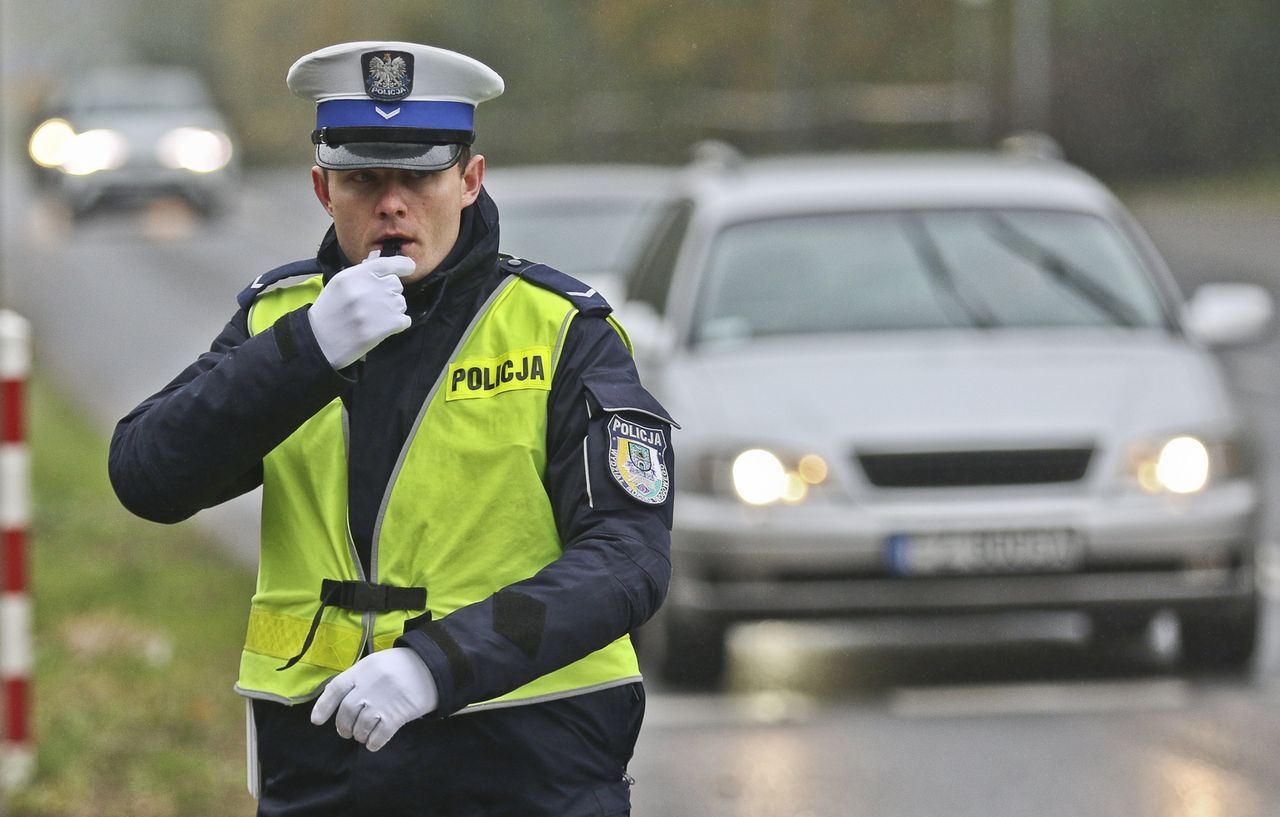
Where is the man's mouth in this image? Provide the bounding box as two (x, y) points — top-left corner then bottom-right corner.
(378, 237), (412, 256)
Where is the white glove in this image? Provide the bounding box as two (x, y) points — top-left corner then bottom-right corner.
(310, 647), (440, 752)
(307, 251), (415, 369)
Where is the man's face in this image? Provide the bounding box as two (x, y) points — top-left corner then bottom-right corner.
(311, 155), (485, 284)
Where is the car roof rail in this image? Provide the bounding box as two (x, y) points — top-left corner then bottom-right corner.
(688, 139), (745, 172)
(998, 130), (1064, 161)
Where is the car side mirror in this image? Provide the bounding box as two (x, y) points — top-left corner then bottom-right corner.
(1182, 283), (1274, 346)
(615, 301), (675, 368)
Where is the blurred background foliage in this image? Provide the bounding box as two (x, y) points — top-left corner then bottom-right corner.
(6, 0), (1280, 176)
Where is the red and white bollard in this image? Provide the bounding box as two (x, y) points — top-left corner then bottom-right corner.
(0, 310), (33, 789)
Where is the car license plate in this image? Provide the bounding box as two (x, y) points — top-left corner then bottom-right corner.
(885, 529), (1084, 576)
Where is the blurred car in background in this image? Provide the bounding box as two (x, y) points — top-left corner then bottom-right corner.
(27, 66), (237, 219)
(621, 148), (1273, 687)
(483, 164), (676, 302)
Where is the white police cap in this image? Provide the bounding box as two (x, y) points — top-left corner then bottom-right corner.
(287, 41), (504, 172)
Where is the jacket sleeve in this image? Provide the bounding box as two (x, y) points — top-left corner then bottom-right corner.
(397, 314), (675, 715)
(108, 304), (353, 523)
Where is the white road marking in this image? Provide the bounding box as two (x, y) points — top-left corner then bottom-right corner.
(888, 678), (1191, 719)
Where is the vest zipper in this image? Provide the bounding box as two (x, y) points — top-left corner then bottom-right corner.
(342, 406), (377, 661)
(366, 276), (521, 625)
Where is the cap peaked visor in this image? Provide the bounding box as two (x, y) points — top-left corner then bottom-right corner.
(316, 141), (463, 172)
(312, 98), (474, 171)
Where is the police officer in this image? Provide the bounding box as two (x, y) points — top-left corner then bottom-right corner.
(108, 41), (677, 817)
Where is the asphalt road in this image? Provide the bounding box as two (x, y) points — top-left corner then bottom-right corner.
(5, 160), (1280, 816)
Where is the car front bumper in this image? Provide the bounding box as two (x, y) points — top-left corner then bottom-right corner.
(57, 166), (231, 209)
(669, 480), (1260, 621)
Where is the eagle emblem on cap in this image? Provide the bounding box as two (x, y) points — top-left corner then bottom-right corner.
(361, 50), (414, 101)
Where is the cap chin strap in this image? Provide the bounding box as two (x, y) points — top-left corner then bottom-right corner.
(312, 126), (475, 146)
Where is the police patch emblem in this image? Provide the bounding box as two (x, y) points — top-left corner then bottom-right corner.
(607, 416), (669, 505)
(361, 51), (414, 101)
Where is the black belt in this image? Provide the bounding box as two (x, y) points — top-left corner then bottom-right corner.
(277, 579), (427, 671)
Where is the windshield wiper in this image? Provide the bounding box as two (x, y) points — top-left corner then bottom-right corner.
(981, 214), (1143, 328)
(903, 215), (1000, 329)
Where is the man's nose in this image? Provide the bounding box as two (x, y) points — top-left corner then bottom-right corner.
(375, 182), (409, 217)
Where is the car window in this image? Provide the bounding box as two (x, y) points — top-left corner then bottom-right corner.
(498, 199), (663, 278)
(70, 71), (213, 113)
(691, 209), (1168, 345)
(625, 200), (693, 314)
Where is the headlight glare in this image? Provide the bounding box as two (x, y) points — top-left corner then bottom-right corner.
(1154, 436), (1210, 494)
(732, 449), (789, 505)
(1127, 434), (1218, 495)
(60, 129), (129, 176)
(29, 118), (76, 168)
(729, 449), (829, 505)
(798, 454), (829, 484)
(157, 127), (233, 173)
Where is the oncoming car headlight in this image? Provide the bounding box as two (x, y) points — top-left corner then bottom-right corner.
(156, 127), (233, 173)
(723, 448), (830, 506)
(1124, 435), (1240, 495)
(60, 129), (130, 176)
(29, 119), (130, 176)
(28, 118), (76, 168)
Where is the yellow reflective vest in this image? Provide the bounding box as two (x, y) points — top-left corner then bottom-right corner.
(235, 272), (640, 706)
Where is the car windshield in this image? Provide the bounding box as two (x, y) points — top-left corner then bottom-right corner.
(692, 209), (1169, 345)
(499, 200), (664, 277)
(70, 71), (213, 114)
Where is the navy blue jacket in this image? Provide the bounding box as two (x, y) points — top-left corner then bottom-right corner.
(108, 187), (676, 716)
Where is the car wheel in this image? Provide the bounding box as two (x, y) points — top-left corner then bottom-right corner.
(69, 197), (98, 222)
(188, 193), (225, 221)
(659, 612), (728, 690)
(1179, 598), (1258, 671)
(1089, 611), (1153, 654)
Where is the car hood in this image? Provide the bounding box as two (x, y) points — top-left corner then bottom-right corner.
(655, 329), (1238, 451)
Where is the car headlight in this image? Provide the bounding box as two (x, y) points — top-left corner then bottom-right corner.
(693, 447), (830, 505)
(156, 127), (233, 173)
(59, 129), (130, 176)
(28, 118), (76, 168)
(1124, 434), (1239, 495)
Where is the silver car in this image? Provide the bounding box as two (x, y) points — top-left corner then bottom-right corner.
(619, 151), (1272, 686)
(27, 66), (237, 218)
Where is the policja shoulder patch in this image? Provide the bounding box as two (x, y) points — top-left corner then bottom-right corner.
(607, 415), (669, 505)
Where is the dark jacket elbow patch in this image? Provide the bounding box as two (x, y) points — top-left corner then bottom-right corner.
(493, 590), (547, 660)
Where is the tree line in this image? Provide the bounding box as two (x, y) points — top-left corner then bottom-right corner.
(122, 0), (1280, 175)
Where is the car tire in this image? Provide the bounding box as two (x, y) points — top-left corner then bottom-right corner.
(188, 193), (226, 221)
(659, 612), (728, 690)
(1089, 611), (1153, 654)
(69, 198), (98, 223)
(1179, 598), (1258, 671)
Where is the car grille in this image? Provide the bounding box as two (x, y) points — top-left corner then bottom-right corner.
(856, 447), (1094, 488)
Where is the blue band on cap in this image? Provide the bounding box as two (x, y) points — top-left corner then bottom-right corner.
(316, 99), (475, 131)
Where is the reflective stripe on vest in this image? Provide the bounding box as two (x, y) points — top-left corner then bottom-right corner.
(235, 274), (640, 705)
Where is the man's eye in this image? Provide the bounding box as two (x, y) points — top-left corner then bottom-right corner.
(409, 170), (432, 180)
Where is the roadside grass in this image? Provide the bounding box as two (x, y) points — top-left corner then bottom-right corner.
(6, 380), (258, 816)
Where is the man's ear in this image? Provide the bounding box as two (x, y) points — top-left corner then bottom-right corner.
(460, 154), (485, 208)
(311, 166), (333, 215)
